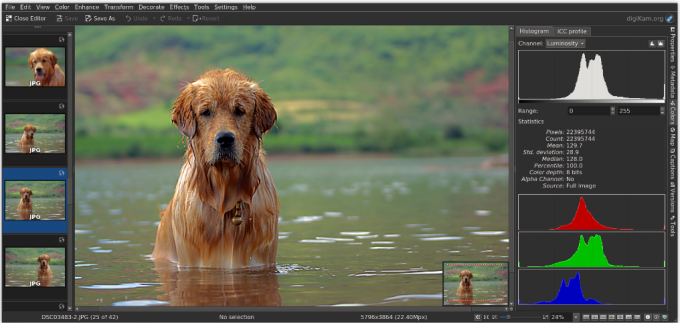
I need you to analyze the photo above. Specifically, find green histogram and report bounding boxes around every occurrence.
[528,234,638,268]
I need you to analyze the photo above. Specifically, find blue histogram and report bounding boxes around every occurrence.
[529,272,607,305]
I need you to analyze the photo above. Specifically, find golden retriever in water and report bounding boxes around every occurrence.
[18,124,36,147]
[17,187,33,212]
[152,68,279,269]
[152,259,282,306]
[457,270,474,305]
[28,48,65,87]
[37,254,52,278]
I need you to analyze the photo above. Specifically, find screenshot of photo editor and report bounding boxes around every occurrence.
[0,2,677,322]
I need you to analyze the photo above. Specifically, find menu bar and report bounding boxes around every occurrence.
[2,3,676,12]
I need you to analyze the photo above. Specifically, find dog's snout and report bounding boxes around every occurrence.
[42,261,46,266]
[36,67,42,73]
[24,195,28,199]
[216,132,236,148]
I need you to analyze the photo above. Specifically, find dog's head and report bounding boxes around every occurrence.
[20,187,32,201]
[38,254,50,269]
[459,270,473,284]
[172,68,277,214]
[23,124,36,138]
[28,48,57,81]
[172,68,276,167]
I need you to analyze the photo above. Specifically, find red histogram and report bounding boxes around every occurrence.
[551,197,632,230]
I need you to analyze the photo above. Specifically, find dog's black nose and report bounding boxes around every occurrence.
[216,132,235,148]
[36,67,42,73]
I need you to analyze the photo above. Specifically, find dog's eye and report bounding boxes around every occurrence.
[234,107,245,116]
[201,109,211,117]
[43,59,46,62]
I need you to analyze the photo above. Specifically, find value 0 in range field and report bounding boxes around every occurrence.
[518,194,664,231]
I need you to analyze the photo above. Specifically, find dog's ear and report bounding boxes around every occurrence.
[28,189,32,196]
[45,255,50,262]
[172,83,198,140]
[25,125,30,132]
[38,256,41,263]
[459,271,464,278]
[50,51,58,66]
[469,272,473,278]
[28,54,34,69]
[251,84,277,139]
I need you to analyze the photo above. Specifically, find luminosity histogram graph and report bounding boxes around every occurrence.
[518,194,665,231]
[518,51,664,102]
[518,270,665,305]
[519,232,664,268]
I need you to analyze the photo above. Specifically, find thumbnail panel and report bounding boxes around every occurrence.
[5,47,66,87]
[4,114,65,154]
[443,262,509,306]
[4,247,66,288]
[4,180,66,221]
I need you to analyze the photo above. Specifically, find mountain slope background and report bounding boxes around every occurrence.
[74,26,509,159]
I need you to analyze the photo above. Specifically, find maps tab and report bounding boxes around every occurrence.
[546,39,586,48]
[555,27,591,36]
[516,26,553,37]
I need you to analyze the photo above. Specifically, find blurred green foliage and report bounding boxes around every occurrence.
[443,264,508,281]
[5,181,65,199]
[5,114,65,133]
[5,248,66,265]
[74,26,509,159]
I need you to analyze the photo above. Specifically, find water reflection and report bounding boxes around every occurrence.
[152,259,282,306]
[38,276,53,287]
[75,157,509,306]
[5,133,66,154]
[5,198,65,220]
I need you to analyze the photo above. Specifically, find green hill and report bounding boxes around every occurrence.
[5,181,65,199]
[444,264,508,281]
[74,26,509,158]
[5,248,66,265]
[5,114,65,133]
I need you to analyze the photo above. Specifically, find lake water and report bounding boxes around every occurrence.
[74,157,508,306]
[5,198,66,220]
[5,264,66,287]
[443,281,508,305]
[5,133,66,154]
